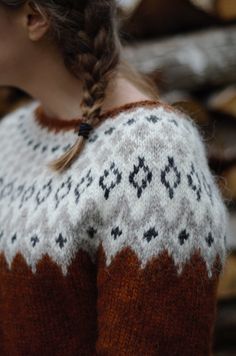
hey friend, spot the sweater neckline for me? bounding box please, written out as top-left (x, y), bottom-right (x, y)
top-left (33, 99), bottom-right (162, 133)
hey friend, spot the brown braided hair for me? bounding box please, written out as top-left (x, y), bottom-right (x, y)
top-left (1, 0), bottom-right (159, 173)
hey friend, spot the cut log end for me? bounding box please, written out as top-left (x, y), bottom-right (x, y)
top-left (190, 0), bottom-right (236, 20)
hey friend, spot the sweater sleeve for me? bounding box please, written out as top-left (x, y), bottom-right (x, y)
top-left (94, 105), bottom-right (230, 356)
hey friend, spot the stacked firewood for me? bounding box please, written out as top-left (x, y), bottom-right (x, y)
top-left (1, 1), bottom-right (236, 353)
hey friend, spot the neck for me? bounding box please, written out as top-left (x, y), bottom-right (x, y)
top-left (14, 46), bottom-right (151, 121)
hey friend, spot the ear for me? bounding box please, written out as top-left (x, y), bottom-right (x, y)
top-left (24, 1), bottom-right (50, 42)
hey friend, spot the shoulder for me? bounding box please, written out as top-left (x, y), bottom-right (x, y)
top-left (97, 100), bottom-right (210, 172)
top-left (96, 101), bottom-right (230, 278)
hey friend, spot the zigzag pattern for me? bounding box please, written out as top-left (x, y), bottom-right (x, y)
top-left (0, 101), bottom-right (230, 277)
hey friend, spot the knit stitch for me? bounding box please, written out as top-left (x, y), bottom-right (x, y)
top-left (0, 99), bottom-right (230, 355)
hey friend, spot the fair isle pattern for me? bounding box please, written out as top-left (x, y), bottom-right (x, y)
top-left (0, 100), bottom-right (229, 277)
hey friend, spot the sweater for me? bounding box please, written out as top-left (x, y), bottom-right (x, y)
top-left (0, 99), bottom-right (230, 356)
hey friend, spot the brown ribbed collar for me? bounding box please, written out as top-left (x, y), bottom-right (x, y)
top-left (33, 99), bottom-right (166, 134)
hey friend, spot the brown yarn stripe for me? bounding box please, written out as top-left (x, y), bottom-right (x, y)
top-left (33, 99), bottom-right (173, 133)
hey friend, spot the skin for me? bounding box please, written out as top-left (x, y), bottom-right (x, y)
top-left (0, 1), bottom-right (151, 120)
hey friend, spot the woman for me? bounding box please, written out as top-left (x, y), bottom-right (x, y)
top-left (0, 1), bottom-right (230, 355)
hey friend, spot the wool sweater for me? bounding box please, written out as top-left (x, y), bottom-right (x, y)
top-left (0, 99), bottom-right (230, 355)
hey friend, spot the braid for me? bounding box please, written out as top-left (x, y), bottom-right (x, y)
top-left (48, 0), bottom-right (121, 173)
top-left (2, 0), bottom-right (158, 173)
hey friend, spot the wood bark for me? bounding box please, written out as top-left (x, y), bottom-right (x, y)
top-left (123, 25), bottom-right (236, 91)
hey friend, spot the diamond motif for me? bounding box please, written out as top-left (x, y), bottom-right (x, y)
top-left (10, 184), bottom-right (25, 203)
top-left (36, 179), bottom-right (53, 207)
top-left (19, 183), bottom-right (36, 209)
top-left (160, 156), bottom-right (181, 199)
top-left (55, 176), bottom-right (72, 208)
top-left (74, 169), bottom-right (93, 204)
top-left (99, 162), bottom-right (122, 200)
top-left (129, 156), bottom-right (152, 198)
top-left (0, 181), bottom-right (14, 200)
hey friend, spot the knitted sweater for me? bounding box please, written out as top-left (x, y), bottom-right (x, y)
top-left (0, 99), bottom-right (230, 356)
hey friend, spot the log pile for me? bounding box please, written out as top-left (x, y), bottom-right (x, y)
top-left (123, 25), bottom-right (236, 91)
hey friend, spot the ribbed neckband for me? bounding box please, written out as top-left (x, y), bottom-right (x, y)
top-left (33, 99), bottom-right (163, 133)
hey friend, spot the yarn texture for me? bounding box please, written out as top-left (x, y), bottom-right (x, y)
top-left (0, 99), bottom-right (230, 355)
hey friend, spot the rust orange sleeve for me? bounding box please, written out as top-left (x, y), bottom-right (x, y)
top-left (95, 244), bottom-right (222, 355)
